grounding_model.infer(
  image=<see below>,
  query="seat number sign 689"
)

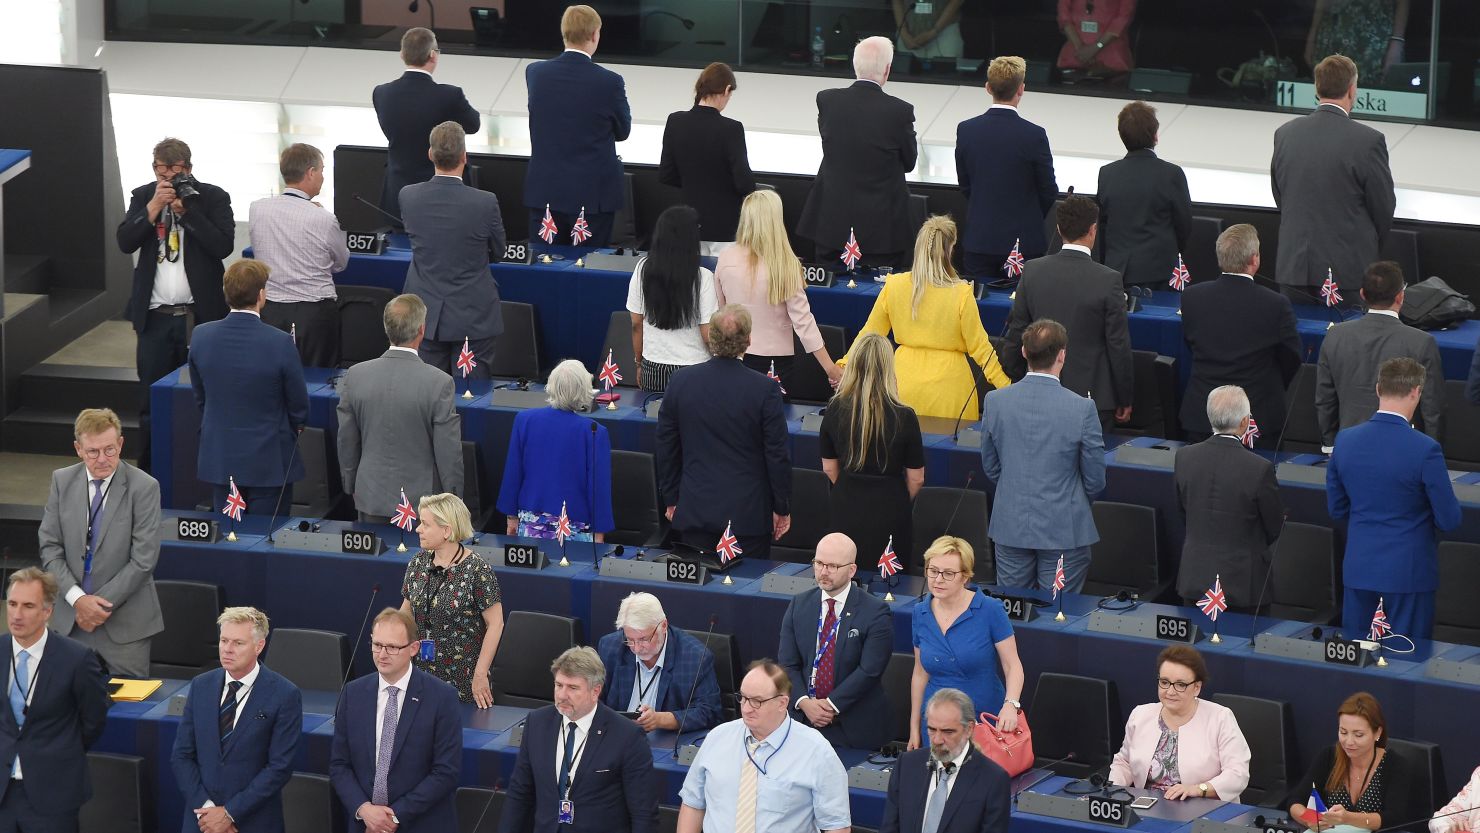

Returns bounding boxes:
[1087,796,1132,827]
[176,518,217,542]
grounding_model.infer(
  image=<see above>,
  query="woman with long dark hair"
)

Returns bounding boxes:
[625,205,717,392]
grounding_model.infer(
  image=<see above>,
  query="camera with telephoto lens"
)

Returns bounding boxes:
[170,172,201,200]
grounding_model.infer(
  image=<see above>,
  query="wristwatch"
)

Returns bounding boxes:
[1004,698,1022,710]
[1095,39,1106,49]
[1198,783,1210,798]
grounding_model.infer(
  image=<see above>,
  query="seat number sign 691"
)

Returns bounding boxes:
[1087,796,1132,827]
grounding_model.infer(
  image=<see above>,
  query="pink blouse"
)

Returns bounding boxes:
[1109,699,1251,802]
[714,245,825,357]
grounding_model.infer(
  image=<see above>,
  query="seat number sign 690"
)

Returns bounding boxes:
[341,531,380,555]
[1087,796,1132,827]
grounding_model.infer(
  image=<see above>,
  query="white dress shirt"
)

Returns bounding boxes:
[219,661,261,728]
[10,628,48,779]
[63,471,117,607]
[149,214,193,308]
[626,637,669,713]
[988,103,1019,113]
[797,583,850,714]
[387,346,420,357]
[1061,243,1092,256]
[375,665,414,763]
[554,706,598,789]
[924,741,972,809]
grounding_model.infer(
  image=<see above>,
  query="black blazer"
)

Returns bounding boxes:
[880,747,1011,833]
[659,105,755,242]
[116,179,235,333]
[1283,745,1415,829]
[776,584,894,750]
[372,71,481,221]
[1095,149,1193,286]
[1178,275,1303,442]
[1173,436,1285,606]
[656,357,791,537]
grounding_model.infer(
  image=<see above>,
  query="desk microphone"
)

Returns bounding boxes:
[1012,751,1077,800]
[1368,804,1480,833]
[468,778,502,833]
[589,422,600,567]
[950,375,985,443]
[1245,510,1290,652]
[1270,344,1315,455]
[340,583,382,689]
[942,471,976,536]
[673,614,720,756]
[352,194,404,227]
[264,431,303,544]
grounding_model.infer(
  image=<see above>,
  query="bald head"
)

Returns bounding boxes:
[812,532,858,593]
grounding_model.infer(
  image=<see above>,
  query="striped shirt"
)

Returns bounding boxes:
[248,188,350,303]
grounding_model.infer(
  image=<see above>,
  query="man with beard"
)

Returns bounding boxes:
[879,688,1010,833]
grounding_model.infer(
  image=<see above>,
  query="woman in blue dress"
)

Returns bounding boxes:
[909,535,1026,748]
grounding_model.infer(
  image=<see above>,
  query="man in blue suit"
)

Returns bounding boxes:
[981,319,1105,591]
[523,4,631,250]
[595,592,722,733]
[0,568,110,833]
[188,260,309,517]
[955,56,1058,281]
[171,606,303,833]
[880,688,1010,833]
[1328,358,1461,640]
[330,609,461,833]
[777,532,894,751]
[500,646,658,833]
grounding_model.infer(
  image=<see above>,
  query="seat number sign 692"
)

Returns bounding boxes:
[665,559,705,585]
[1087,796,1132,827]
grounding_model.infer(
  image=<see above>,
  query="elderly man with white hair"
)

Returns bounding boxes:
[595,591,724,733]
[797,35,918,272]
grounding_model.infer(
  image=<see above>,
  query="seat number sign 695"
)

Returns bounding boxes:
[1086,796,1132,827]
[1155,614,1196,643]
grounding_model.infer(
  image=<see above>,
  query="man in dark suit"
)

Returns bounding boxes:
[188,260,309,517]
[797,36,917,270]
[400,121,505,380]
[524,4,631,250]
[1095,101,1193,288]
[1328,358,1461,641]
[955,56,1057,280]
[0,568,110,833]
[330,608,461,833]
[1178,225,1303,446]
[171,606,303,833]
[372,27,481,226]
[657,305,792,560]
[116,137,234,473]
[1470,342,1480,406]
[500,646,658,833]
[879,688,1010,833]
[1272,54,1395,309]
[1316,261,1444,450]
[1003,195,1133,429]
[777,533,894,750]
[1174,386,1285,610]
[594,592,722,733]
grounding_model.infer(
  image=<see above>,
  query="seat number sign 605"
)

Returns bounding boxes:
[1087,796,1132,827]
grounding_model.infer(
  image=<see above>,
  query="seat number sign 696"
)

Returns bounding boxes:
[1087,796,1132,827]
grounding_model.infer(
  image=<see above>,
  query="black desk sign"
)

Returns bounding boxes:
[664,558,707,585]
[803,264,835,288]
[1155,614,1199,643]
[340,530,382,555]
[1324,637,1370,667]
[346,231,385,255]
[503,543,547,569]
[1086,796,1135,828]
[501,240,533,264]
[176,518,219,543]
[1000,595,1036,622]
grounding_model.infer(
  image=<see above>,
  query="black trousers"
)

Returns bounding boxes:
[135,307,193,475]
[528,208,616,251]
[0,776,79,833]
[742,354,798,400]
[419,334,498,383]
[262,298,340,368]
[813,244,906,273]
[678,527,772,562]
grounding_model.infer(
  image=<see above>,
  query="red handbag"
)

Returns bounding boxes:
[973,709,1035,777]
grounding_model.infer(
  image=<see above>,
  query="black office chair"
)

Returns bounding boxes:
[284,772,339,833]
[610,172,637,247]
[491,611,583,708]
[1213,694,1296,807]
[907,193,930,241]
[490,301,542,380]
[336,285,395,367]
[785,324,847,405]
[1116,351,1180,441]
[1379,227,1422,286]
[151,580,224,678]
[1441,380,1480,471]
[290,426,340,520]
[1043,198,1065,255]
[883,652,915,745]
[1184,216,1225,285]
[267,628,349,692]
[1280,364,1323,454]
[1083,502,1165,600]
[659,805,680,833]
[1029,672,1122,778]
[773,468,832,564]
[599,310,639,389]
[1435,542,1480,646]
[463,440,497,532]
[457,786,503,833]
[1268,522,1338,624]
[609,450,663,547]
[1388,737,1446,822]
[910,487,992,582]
[80,752,145,833]
[693,629,740,722]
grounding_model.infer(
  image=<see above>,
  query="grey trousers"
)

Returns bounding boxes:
[68,626,151,679]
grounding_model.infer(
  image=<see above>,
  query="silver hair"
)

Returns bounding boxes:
[853,36,894,83]
[1206,385,1251,434]
[550,646,606,690]
[926,687,976,728]
[545,359,594,412]
[383,293,427,346]
[613,591,666,630]
[1215,224,1260,273]
[217,606,270,642]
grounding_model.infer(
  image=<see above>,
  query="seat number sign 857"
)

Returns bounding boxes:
[1087,796,1132,827]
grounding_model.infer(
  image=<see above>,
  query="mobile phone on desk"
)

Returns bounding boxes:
[1131,796,1159,810]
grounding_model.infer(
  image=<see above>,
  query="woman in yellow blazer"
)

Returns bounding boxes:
[844,215,1010,419]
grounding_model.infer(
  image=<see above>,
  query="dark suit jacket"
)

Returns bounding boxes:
[116,179,234,332]
[524,51,632,214]
[658,106,755,242]
[1315,312,1444,446]
[1003,249,1133,410]
[1470,345,1480,406]
[170,664,304,833]
[880,747,1011,833]
[498,703,658,833]
[329,669,462,833]
[189,311,309,487]
[797,81,917,254]
[400,176,505,341]
[0,630,110,812]
[372,70,481,222]
[656,357,791,536]
[1095,149,1193,286]
[776,584,894,750]
[1173,436,1285,606]
[595,626,722,731]
[1272,104,1396,293]
[955,107,1057,258]
[1327,413,1462,594]
[1178,275,1303,441]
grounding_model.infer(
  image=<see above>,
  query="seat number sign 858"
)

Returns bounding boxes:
[1087,796,1132,827]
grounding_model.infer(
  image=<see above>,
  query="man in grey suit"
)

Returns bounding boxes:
[1004,195,1134,431]
[1316,261,1444,451]
[1271,54,1395,309]
[400,120,505,380]
[38,408,163,677]
[337,294,464,523]
[1174,386,1284,610]
[981,320,1105,591]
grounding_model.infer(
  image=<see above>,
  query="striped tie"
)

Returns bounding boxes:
[736,737,760,833]
[218,680,242,741]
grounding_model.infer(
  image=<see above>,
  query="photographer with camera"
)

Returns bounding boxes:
[117,137,235,473]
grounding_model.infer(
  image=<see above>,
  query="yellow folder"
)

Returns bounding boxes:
[108,678,163,702]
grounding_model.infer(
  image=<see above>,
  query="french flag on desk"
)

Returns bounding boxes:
[1300,786,1328,826]
[538,205,558,244]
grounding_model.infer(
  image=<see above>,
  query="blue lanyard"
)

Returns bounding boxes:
[807,599,841,697]
[744,717,792,776]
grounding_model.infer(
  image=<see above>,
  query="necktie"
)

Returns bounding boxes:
[736,737,760,833]
[923,763,953,833]
[558,720,578,797]
[372,686,399,806]
[84,479,105,594]
[218,679,242,741]
[814,598,838,700]
[9,650,29,729]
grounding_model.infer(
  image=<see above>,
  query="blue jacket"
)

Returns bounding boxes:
[955,107,1057,257]
[776,584,894,750]
[170,665,303,833]
[189,311,308,487]
[523,51,631,214]
[496,407,614,532]
[0,630,110,813]
[595,626,722,731]
[1327,412,1462,593]
[880,747,1011,833]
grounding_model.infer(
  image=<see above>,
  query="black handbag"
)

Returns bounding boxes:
[1400,276,1475,330]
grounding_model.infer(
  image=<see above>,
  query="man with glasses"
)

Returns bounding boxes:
[38,408,163,677]
[330,608,461,833]
[777,533,893,750]
[116,137,234,473]
[678,660,851,833]
[596,592,722,733]
[878,688,1011,833]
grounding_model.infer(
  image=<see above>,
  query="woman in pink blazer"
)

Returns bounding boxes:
[1109,646,1251,801]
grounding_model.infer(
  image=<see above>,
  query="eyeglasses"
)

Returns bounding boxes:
[370,640,411,654]
[152,161,187,174]
[811,560,853,572]
[733,692,784,710]
[1156,678,1196,692]
[81,446,120,460]
[925,567,963,581]
[622,625,662,648]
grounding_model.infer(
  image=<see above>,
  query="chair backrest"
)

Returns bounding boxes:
[609,450,661,547]
[335,285,395,367]
[1269,522,1337,623]
[1435,541,1480,644]
[659,805,680,833]
[1119,351,1180,440]
[1279,364,1323,453]
[910,487,992,581]
[1184,215,1225,286]
[490,301,541,380]
[907,193,929,242]
[882,651,915,745]
[1029,672,1122,777]
[80,752,145,833]
[462,440,486,521]
[267,628,349,692]
[693,629,739,721]
[1212,693,1296,807]
[785,325,847,404]
[456,786,504,833]
[773,468,832,562]
[1441,379,1480,468]
[1379,227,1422,287]
[151,580,224,676]
[290,426,337,518]
[491,611,582,707]
[1043,199,1065,256]
[1387,737,1446,822]
[611,171,637,246]
[1083,502,1159,597]
[600,310,639,388]
[284,771,338,833]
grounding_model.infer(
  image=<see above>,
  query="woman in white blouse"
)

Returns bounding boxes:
[626,205,717,393]
[1431,765,1480,833]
